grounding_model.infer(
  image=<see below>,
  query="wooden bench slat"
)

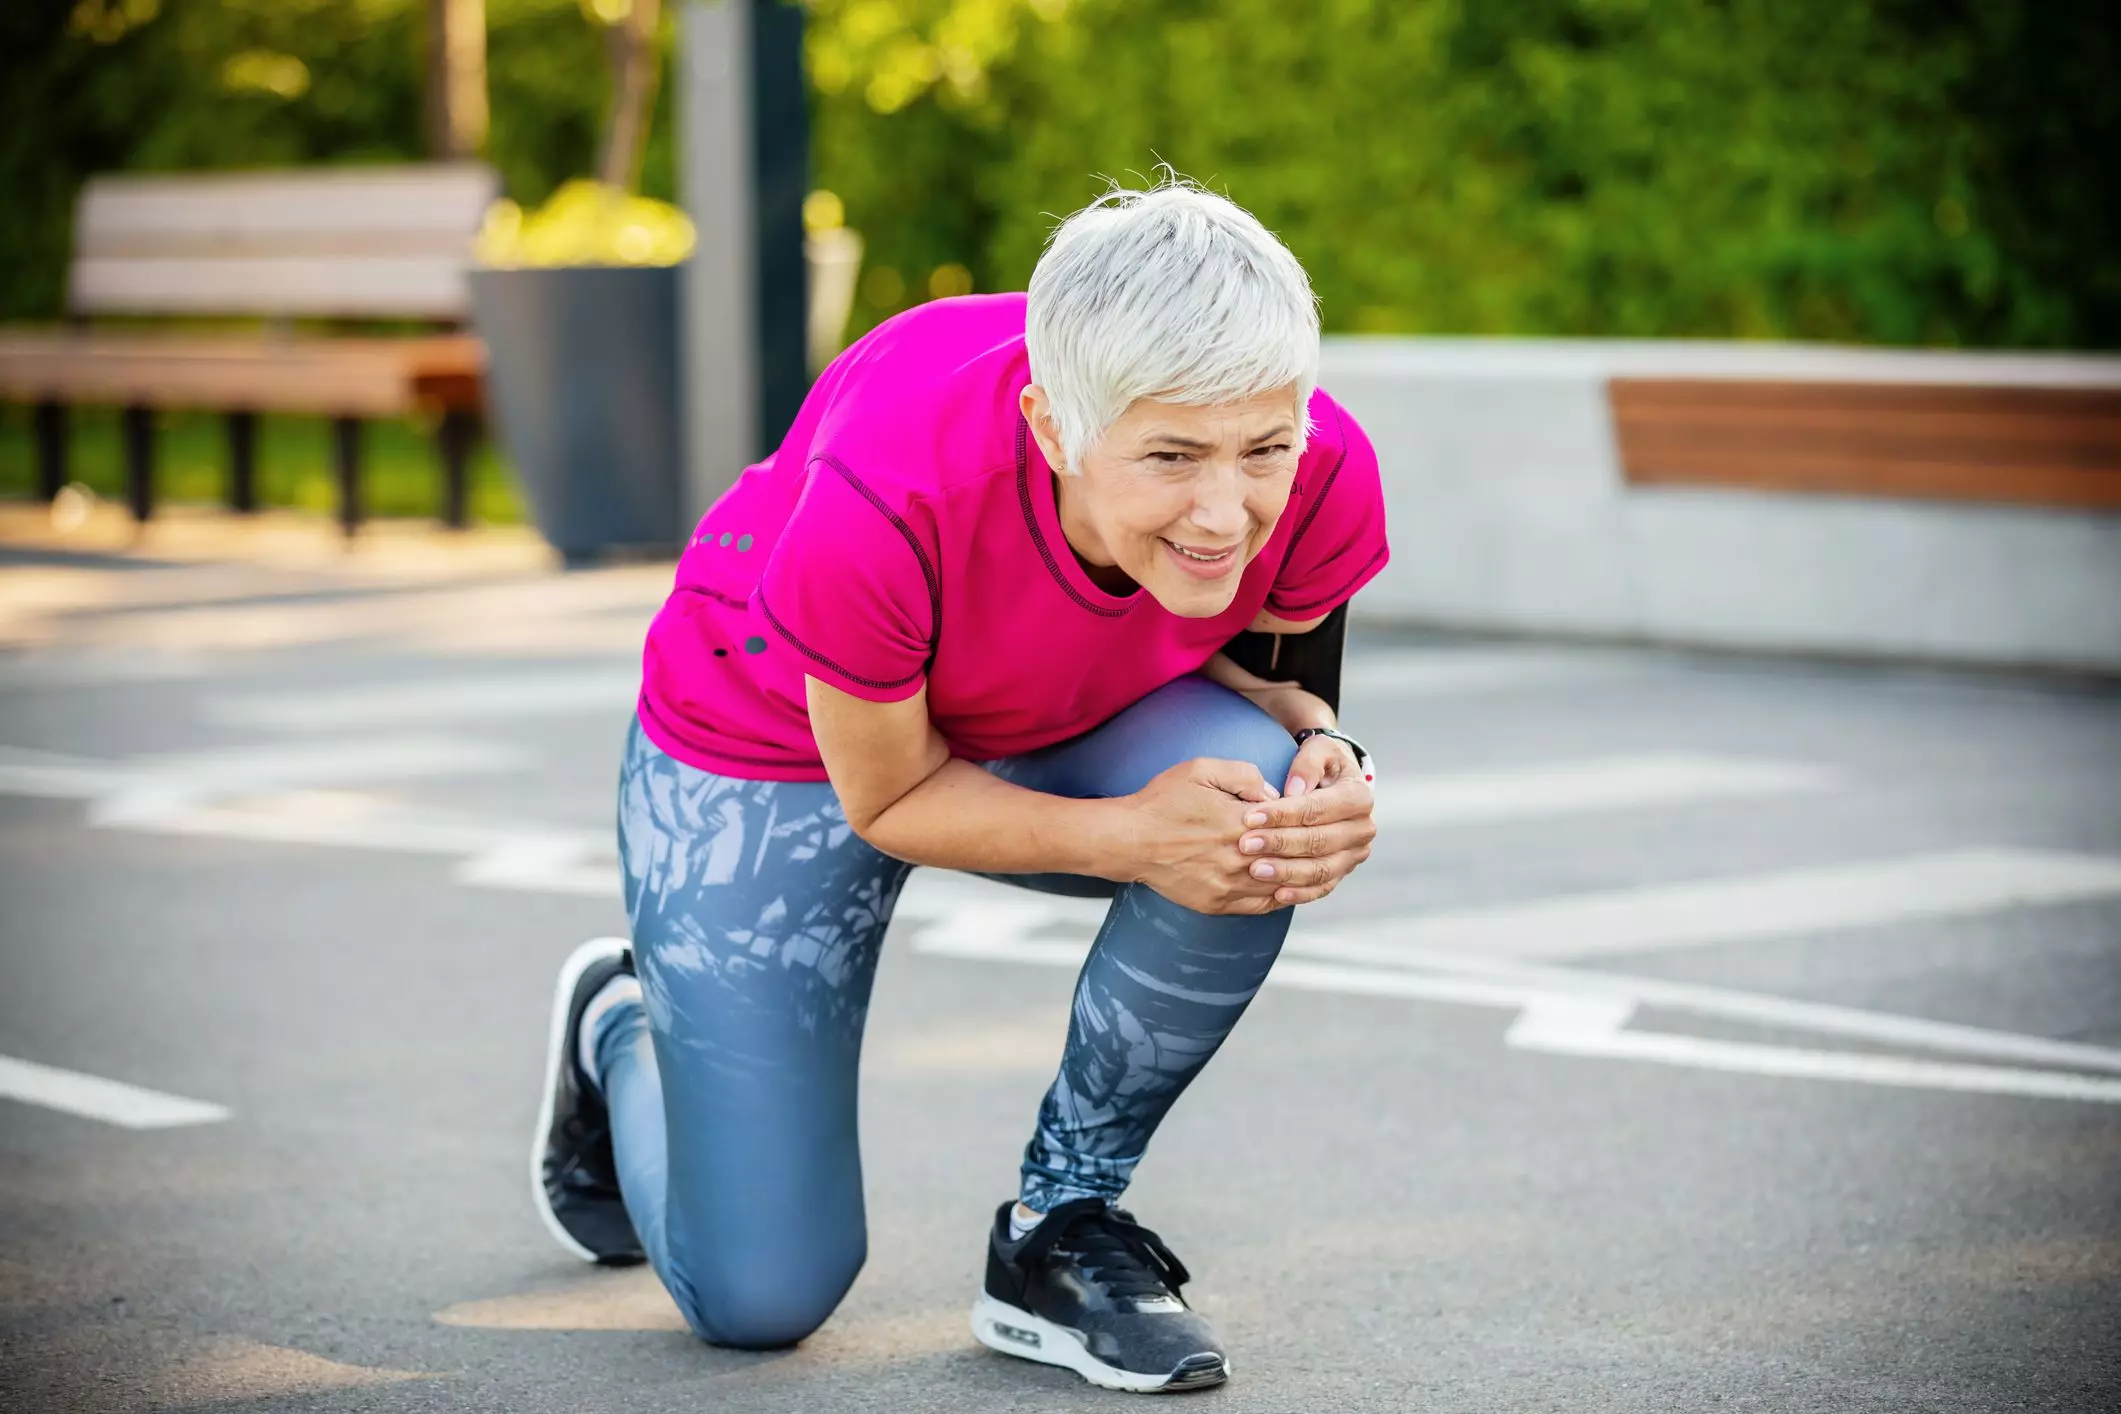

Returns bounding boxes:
[1611,379,2121,510]
[0,333,483,418]
[70,165,497,320]
[77,166,496,244]
[69,257,477,321]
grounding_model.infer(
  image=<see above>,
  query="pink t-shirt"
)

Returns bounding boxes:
[637,292,1390,781]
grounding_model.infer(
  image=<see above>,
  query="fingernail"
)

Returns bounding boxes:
[1241,835,1265,854]
[1276,888,1295,904]
[1288,777,1309,798]
[1245,810,1268,828]
[1251,861,1276,879]
[1263,783,1280,799]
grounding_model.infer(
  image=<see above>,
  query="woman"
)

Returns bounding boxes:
[530,177,1387,1393]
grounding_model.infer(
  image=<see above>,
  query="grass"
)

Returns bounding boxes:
[0,401,527,525]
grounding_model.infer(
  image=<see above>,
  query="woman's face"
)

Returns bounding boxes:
[1025,384,1302,619]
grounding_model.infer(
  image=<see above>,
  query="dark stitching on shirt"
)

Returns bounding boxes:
[1016,415,1131,618]
[758,590,925,691]
[816,453,942,645]
[676,584,751,611]
[1281,404,1349,568]
[1267,543,1386,617]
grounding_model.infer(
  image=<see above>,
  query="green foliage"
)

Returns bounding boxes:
[0,0,673,321]
[809,0,2121,348]
[1,0,2115,351]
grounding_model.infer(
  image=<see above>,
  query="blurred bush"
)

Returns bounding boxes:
[474,180,695,266]
[3,0,2117,351]
[812,0,2121,349]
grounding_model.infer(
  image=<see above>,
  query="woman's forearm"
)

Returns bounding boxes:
[859,757,1141,880]
[1202,652,1335,734]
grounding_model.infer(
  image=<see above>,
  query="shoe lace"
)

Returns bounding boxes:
[1021,1201,1192,1301]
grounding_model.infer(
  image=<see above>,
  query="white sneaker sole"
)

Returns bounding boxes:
[971,1294,1230,1393]
[529,936,631,1264]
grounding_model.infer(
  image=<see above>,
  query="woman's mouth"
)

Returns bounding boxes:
[1160,538,1241,579]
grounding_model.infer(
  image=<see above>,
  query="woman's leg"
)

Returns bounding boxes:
[602,719,912,1347]
[982,676,1300,1212]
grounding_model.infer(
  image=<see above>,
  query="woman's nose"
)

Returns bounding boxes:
[1188,486,1249,539]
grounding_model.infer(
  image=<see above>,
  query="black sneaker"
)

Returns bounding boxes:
[973,1198,1231,1393]
[530,937,644,1265]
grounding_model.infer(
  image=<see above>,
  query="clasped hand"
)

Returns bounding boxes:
[1130,736,1377,916]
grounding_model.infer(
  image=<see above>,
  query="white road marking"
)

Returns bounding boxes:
[1341,646,1639,700]
[904,872,2121,1104]
[0,1054,230,1128]
[1372,753,1832,829]
[0,738,530,827]
[1502,998,2121,1104]
[1308,936,2121,1076]
[1290,849,2121,961]
[210,670,639,732]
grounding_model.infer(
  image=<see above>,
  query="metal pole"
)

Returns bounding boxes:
[333,416,363,536]
[676,0,808,523]
[226,410,258,513]
[33,401,67,502]
[121,404,154,522]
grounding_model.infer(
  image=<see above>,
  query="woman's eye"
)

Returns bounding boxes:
[1149,451,1189,465]
[1248,444,1290,459]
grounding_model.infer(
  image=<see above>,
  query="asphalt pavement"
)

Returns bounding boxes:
[2,539,2118,1413]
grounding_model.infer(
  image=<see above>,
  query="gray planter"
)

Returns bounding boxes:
[469,264,685,561]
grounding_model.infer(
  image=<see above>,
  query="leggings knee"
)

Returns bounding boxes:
[1149,677,1299,788]
[678,1250,861,1350]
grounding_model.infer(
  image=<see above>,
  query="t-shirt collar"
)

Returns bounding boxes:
[1015,412,1141,618]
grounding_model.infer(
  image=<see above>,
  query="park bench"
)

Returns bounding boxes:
[0,164,498,533]
[1608,377,2121,509]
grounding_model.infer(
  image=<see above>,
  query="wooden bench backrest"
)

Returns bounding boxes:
[68,164,500,321]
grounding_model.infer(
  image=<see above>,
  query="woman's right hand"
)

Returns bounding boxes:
[1126,758,1289,915]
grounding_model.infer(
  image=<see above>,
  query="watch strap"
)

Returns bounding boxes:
[1293,726,1374,784]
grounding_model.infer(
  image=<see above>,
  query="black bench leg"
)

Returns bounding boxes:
[34,401,67,501]
[333,415,362,536]
[227,410,258,514]
[122,404,155,522]
[436,407,476,529]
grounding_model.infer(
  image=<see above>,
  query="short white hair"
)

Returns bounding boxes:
[1025,174,1320,473]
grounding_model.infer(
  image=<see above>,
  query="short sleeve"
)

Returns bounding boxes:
[758,456,939,703]
[1266,395,1391,619]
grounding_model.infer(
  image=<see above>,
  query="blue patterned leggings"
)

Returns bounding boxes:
[600,675,1297,1347]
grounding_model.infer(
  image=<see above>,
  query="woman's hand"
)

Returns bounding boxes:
[1239,735,1376,906]
[1127,757,1292,915]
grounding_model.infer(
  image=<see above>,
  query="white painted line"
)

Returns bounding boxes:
[210,670,639,732]
[1288,849,2121,962]
[1341,647,1636,700]
[0,1054,230,1128]
[0,738,533,825]
[1372,753,1833,829]
[456,835,617,897]
[1309,935,2121,1076]
[908,896,2121,1104]
[1503,998,2121,1104]
[0,745,125,799]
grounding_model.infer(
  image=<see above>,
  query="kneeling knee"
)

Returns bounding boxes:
[684,1256,861,1350]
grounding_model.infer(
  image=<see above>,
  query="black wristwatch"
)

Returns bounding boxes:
[1293,726,1374,784]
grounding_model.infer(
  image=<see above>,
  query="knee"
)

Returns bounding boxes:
[681,1247,862,1350]
[1156,677,1298,789]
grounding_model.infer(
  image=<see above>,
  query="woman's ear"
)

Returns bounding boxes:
[1019,384,1069,473]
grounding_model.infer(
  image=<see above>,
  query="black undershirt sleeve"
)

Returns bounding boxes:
[1219,602,1347,716]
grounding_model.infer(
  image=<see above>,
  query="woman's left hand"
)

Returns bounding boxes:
[1235,736,1377,906]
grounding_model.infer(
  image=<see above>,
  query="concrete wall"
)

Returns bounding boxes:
[1319,338,2121,673]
